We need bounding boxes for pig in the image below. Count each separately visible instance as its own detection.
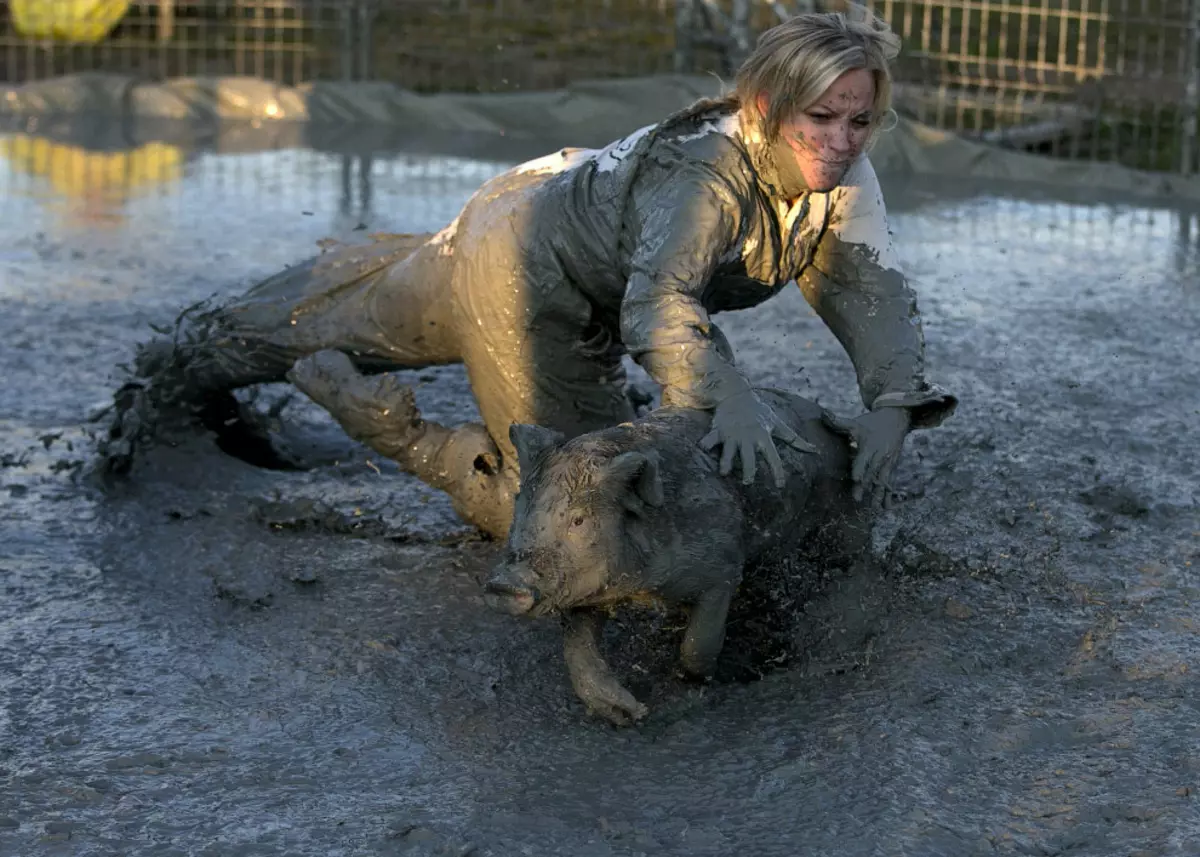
[483,390,871,726]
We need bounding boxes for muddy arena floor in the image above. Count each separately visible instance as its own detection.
[1,129,1199,857]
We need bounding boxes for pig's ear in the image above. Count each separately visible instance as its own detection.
[606,451,664,514]
[509,423,566,472]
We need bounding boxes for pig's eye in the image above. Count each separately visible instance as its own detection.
[571,515,585,528]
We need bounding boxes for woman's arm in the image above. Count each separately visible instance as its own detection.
[619,164,809,486]
[619,167,750,410]
[798,157,956,429]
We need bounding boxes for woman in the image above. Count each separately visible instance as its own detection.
[104,6,955,538]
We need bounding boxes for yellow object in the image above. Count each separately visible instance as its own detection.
[0,133,185,228]
[10,0,131,44]
[0,134,184,196]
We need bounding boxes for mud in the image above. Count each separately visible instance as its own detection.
[2,122,1199,856]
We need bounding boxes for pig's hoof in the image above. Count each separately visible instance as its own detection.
[588,699,650,728]
[578,685,649,727]
[679,658,719,683]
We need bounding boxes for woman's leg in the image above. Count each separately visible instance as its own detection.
[136,230,461,394]
[285,222,635,538]
[286,348,516,539]
[100,230,463,473]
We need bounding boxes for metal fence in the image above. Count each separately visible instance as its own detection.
[852,0,1200,173]
[0,0,1197,174]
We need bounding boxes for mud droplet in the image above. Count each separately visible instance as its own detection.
[288,565,320,584]
[105,752,168,771]
[43,820,80,836]
[944,599,973,620]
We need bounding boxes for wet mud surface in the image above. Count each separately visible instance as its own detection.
[2,129,1200,855]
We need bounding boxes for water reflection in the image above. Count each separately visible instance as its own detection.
[337,153,374,228]
[889,189,1200,291]
[0,121,1196,287]
[0,132,185,231]
[1176,211,1200,283]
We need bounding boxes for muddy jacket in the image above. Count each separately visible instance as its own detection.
[481,100,954,426]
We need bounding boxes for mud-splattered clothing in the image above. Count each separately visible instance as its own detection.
[443,100,954,429]
[116,98,954,537]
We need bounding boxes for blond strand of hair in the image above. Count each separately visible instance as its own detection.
[734,2,901,145]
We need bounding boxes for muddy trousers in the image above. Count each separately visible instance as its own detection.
[131,232,638,538]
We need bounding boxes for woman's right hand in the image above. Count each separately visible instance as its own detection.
[700,389,818,487]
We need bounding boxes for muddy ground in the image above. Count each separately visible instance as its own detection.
[1,128,1199,857]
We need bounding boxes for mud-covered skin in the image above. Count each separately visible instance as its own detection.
[99,98,954,523]
[283,349,660,538]
[285,349,516,539]
[484,389,864,724]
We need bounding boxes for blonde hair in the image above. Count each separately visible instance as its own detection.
[734,3,901,144]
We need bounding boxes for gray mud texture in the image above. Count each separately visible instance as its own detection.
[2,128,1199,856]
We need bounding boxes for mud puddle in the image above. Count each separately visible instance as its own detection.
[1,126,1199,856]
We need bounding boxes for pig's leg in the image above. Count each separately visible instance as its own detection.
[679,584,736,679]
[562,609,649,726]
[287,350,516,539]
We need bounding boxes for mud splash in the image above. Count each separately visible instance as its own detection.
[2,127,1199,856]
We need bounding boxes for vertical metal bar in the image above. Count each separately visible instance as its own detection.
[1130,0,1147,167]
[939,0,951,130]
[160,0,176,42]
[358,0,375,81]
[293,0,304,84]
[1034,0,1048,117]
[731,0,753,69]
[341,0,357,80]
[1182,0,1200,174]
[235,0,246,80]
[273,0,284,83]
[980,0,993,135]
[954,1,967,133]
[920,1,935,126]
[255,1,266,81]
[4,9,14,83]
[1086,0,1107,161]
[674,0,696,74]
[1148,0,1164,170]
[1068,0,1088,160]
[1051,0,1069,160]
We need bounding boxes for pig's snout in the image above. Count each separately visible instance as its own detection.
[483,573,540,616]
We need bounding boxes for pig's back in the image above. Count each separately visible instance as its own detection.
[622,393,855,563]
[733,389,856,562]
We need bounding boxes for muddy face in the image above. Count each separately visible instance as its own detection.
[484,424,664,617]
[759,67,877,193]
[484,496,618,617]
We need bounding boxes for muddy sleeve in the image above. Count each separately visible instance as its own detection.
[619,167,751,410]
[798,159,957,428]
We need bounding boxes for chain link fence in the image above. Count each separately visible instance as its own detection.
[1,0,1198,174]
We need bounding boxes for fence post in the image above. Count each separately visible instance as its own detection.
[340,1,357,81]
[730,0,753,68]
[356,0,376,81]
[674,0,697,74]
[1184,0,1200,175]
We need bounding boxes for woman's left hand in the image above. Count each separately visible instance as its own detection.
[822,407,912,508]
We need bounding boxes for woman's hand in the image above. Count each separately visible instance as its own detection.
[700,390,818,487]
[823,407,912,508]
